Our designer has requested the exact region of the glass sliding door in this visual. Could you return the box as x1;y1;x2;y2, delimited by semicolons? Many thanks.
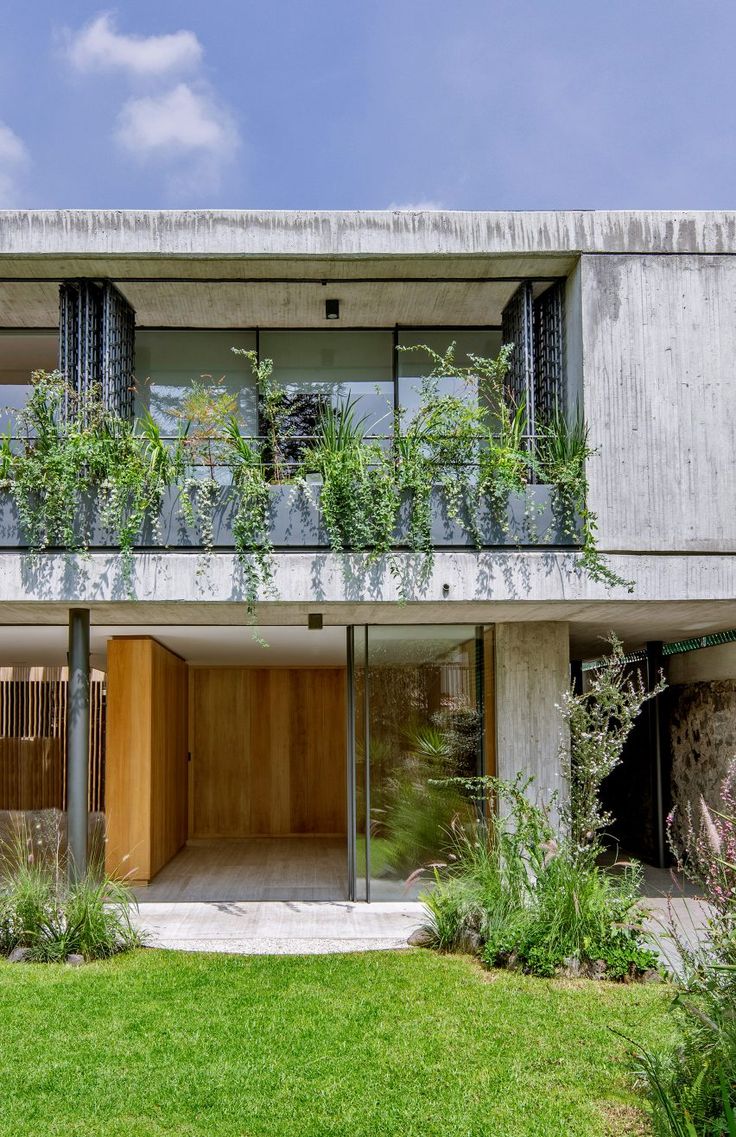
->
352;625;488;901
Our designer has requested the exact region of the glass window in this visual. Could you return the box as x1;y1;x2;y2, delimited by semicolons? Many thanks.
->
355;625;486;901
135;331;259;435
260;330;394;436
0;331;58;436
397;329;502;425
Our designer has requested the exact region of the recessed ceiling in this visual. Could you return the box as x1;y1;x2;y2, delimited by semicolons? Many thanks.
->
0;624;348;668
0;279;531;329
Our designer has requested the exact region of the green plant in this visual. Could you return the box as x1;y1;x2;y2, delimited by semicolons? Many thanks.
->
0;814;143;962
414;770;658;982
558;633;666;859
497;852;658;979
419;872;475;951
302;398;399;558
0;341;624;603
635;761;736;1135
222;414;273;610
536;405;634;591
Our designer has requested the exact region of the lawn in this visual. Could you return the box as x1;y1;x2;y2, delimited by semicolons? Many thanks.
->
0;949;670;1137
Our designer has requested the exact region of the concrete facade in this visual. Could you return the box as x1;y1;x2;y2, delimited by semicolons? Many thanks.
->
1;208;735;883
494;622;570;810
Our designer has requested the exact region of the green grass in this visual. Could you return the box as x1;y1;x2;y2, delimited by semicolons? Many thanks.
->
0;949;671;1137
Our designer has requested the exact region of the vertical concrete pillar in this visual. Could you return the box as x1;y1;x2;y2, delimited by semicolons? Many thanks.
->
494;623;570;814
67;608;90;879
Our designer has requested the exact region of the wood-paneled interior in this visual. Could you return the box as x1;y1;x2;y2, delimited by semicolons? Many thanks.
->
0;667;105;812
105;638;188;882
189;667;347;838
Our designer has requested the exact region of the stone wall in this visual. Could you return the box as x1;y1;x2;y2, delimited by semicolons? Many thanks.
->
667;680;736;845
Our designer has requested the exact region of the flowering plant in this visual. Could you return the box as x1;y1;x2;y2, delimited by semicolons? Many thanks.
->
668;758;736;917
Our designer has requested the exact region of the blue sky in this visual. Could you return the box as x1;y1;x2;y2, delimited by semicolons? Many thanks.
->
0;0;734;210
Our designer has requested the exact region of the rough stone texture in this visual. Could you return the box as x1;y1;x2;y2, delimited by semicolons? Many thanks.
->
7;946;29;963
668;681;736;845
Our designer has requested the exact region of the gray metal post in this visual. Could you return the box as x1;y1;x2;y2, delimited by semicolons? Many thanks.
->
346;626;356;901
67;608;90;880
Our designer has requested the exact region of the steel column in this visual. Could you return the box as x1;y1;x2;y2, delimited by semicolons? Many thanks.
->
346;626;356;901
67;608;90;879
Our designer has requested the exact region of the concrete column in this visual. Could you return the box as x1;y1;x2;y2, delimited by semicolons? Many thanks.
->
67;608;90;879
494;623;570;813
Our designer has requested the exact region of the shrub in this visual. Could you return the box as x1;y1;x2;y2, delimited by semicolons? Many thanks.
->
634;760;736;1134
0;814;143;963
482;853;658;980
415;769;658;982
558;633;665;856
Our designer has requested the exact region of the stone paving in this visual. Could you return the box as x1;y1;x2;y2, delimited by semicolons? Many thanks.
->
133;900;425;955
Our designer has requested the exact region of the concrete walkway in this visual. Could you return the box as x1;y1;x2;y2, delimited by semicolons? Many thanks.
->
133;900;425;955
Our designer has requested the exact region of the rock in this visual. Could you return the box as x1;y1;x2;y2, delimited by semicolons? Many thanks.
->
7;946;29;963
560;956;582;978
457;930;482;955
506;951;520;971
407;928;433;948
641;968;663;984
589;959;608;980
66;953;85;967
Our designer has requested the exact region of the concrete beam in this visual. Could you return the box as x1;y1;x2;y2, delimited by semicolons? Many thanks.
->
1;210;736;259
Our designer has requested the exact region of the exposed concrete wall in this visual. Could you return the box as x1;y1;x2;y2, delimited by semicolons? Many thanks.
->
564;259;583;413
0;550;734;607
667;642;736;685
494;623;570;810
668;680;736;847
582;254;736;553
1;210;736;258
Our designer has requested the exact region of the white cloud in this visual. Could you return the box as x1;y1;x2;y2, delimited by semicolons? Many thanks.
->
0;121;29;206
67;13;202;77
116;83;236;160
387;200;446;211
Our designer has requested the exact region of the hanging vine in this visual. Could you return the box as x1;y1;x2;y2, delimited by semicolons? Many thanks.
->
0;343;630;601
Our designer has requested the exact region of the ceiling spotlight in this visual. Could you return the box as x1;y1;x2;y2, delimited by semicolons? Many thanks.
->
325;298;340;320
308;613;324;630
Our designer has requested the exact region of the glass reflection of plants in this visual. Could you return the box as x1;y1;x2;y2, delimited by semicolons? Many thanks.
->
0;339;627;604
368;697;482;882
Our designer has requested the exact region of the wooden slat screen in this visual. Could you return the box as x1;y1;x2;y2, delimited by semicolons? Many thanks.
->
0;667;106;813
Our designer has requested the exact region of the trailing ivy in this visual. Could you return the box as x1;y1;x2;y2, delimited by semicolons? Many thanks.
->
0;344;630;602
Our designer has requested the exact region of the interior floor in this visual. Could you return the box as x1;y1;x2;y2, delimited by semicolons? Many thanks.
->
135;837;348;902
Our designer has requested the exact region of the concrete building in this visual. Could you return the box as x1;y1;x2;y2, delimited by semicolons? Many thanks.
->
0;209;734;900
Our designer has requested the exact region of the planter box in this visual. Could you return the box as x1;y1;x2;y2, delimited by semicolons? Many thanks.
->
0;484;581;551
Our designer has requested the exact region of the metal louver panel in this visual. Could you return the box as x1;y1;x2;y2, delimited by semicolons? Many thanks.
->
100;283;135;419
58;281;135;419
533;281;565;423
501;281;536;458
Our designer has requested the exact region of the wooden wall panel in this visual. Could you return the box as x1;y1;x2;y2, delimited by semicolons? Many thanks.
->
106;638;188;882
150;642;189;878
190;667;346;838
106;639;152;880
0;667;105;813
